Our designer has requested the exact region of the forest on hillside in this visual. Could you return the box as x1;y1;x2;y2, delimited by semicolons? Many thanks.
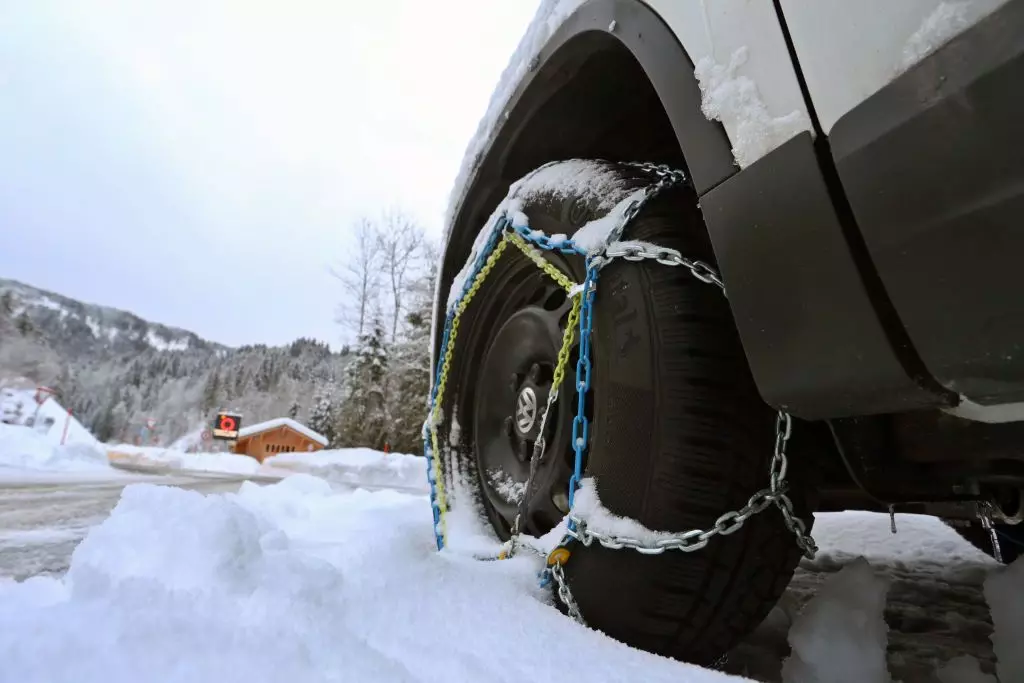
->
0;211;436;454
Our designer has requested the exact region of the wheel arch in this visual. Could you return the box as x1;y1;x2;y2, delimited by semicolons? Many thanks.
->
436;0;738;362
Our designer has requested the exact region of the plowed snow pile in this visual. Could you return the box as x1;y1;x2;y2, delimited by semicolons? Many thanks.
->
0;476;738;683
265;448;428;491
107;445;262;476
0;423;110;473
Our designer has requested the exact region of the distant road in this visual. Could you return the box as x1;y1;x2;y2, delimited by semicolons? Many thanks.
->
0;467;426;581
0;474;247;581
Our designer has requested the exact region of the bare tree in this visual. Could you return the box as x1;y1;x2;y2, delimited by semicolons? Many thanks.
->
375;208;427;344
331;218;381;344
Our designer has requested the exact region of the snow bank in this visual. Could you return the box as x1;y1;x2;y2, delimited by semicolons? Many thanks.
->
0;388;99;448
265;448;429;492
806;510;994;575
107;445;261;476
983;556;1024;683
781;558;891;683
0;422;110;472
694;47;810;169
0;476;741;683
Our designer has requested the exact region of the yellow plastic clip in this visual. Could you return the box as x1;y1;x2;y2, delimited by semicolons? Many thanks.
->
547;546;572;567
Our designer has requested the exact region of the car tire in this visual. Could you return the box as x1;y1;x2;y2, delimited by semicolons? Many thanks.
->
439;160;814;665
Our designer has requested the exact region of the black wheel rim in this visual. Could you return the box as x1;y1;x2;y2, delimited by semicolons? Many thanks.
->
459;247;587;539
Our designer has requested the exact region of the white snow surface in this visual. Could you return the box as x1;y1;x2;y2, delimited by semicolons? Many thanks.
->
0;388;99;448
0;476;742;683
781;557;891;683
236;417;328;447
898;1;998;74
0;422;110;473
266;448;429;492
571;477;683;544
486;468;526;505
694;47;810;169
108;445;262;476
571;188;650;254
803;510;994;574
445;160;642;312
983;556;1024;683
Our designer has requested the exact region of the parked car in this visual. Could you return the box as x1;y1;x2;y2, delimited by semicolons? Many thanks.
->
431;0;1024;666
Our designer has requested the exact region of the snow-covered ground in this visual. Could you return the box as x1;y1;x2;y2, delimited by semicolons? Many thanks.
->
0;387;99;448
0;471;1020;683
106;444;265;477
0;423;114;477
265;448;429;493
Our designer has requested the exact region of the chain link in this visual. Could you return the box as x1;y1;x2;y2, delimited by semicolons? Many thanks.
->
601;241;725;290
566;412;816;558
977;502;1003;564
603;164;688;247
550;562;586;624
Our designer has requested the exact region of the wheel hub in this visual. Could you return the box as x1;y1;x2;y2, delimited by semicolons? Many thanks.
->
514;387;539;435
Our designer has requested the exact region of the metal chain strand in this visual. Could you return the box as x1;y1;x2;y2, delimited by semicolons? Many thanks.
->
603;163;688;248
551;562;586;625
977;502;1003;564
567;411;818;559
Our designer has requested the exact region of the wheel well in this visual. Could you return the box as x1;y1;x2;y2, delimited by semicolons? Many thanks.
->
441;34;691;337
503;33;686;185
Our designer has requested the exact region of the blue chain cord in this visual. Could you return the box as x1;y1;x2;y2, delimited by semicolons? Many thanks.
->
568;262;599;524
424;214;508;550
511;222;586;256
507;223;599;587
426;214;598;565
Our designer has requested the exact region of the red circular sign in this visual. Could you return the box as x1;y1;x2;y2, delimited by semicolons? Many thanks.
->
218;415;237;431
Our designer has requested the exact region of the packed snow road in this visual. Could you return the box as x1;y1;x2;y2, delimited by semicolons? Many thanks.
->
0;474;248;580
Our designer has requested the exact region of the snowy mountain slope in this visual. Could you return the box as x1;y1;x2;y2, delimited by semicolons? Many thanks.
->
0;278;349;445
0;277;222;358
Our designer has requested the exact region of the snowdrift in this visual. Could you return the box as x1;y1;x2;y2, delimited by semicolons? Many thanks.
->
265;448;429;492
0;388;99;448
106;445;263;477
0;422;110;473
0;476;740;683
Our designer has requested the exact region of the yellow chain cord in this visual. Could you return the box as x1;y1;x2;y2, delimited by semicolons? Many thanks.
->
431;230;581;547
552;296;582;392
506;232;577;294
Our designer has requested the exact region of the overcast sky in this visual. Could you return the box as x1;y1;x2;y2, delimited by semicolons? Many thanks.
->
0;0;539;348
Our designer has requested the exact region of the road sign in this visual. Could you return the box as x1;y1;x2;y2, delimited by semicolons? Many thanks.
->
212;412;242;440
146;418;156;429
201;429;212;442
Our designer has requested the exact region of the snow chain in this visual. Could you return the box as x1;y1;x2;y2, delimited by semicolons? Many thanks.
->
423;163;818;625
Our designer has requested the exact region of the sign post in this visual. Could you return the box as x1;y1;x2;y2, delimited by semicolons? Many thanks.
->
212;411;242;444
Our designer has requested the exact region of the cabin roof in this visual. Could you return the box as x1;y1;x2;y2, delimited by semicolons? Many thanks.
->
236;417;328;446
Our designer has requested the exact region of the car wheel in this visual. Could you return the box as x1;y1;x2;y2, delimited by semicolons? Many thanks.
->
437;160;814;665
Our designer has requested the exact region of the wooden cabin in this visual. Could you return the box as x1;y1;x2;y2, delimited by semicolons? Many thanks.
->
232;418;328;463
